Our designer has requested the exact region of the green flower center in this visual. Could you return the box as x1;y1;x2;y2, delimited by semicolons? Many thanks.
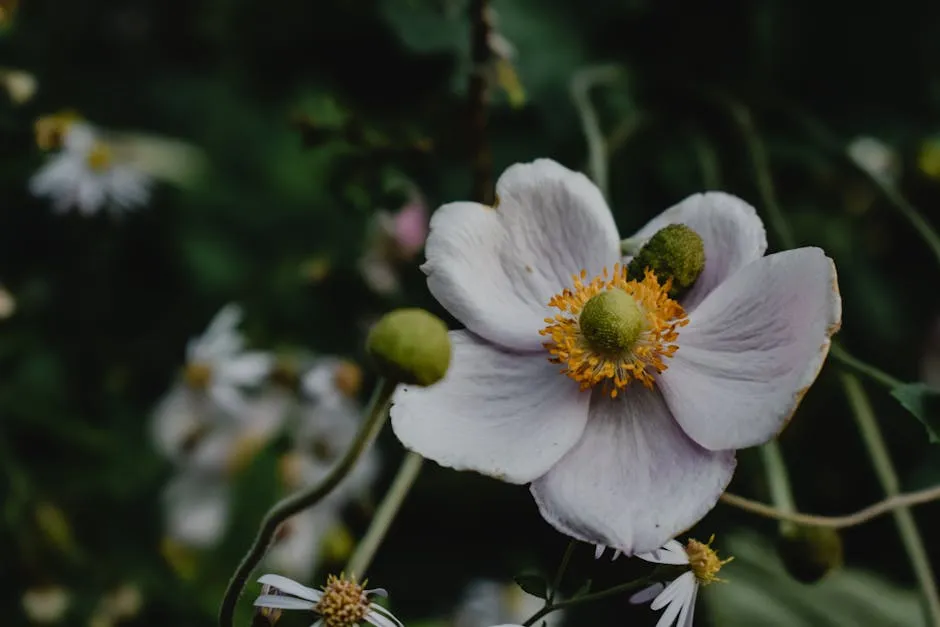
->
578;288;647;356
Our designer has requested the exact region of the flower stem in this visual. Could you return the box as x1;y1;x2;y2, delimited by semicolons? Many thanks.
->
522;574;659;626
829;343;903;390
346;451;424;579
218;378;397;627
468;0;493;205
570;64;622;201
547;540;578;604
840;372;940;624
758;440;798;535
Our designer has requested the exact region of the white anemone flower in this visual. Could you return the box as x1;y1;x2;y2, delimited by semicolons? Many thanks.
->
29;121;151;216
181;304;274;417
626;537;732;627
254;573;403;627
391;159;842;554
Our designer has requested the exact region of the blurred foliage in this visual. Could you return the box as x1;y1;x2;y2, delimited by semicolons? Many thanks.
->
2;0;940;626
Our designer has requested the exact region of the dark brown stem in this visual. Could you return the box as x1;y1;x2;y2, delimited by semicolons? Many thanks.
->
468;0;493;205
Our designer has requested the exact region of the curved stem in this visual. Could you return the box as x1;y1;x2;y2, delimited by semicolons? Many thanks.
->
570;64;623;200
547;540;577;604
522;574;658;627
840;373;940;624
829;343;903;390
218;378;397;627
346;451;424;579
719;484;940;528
758;440;797;535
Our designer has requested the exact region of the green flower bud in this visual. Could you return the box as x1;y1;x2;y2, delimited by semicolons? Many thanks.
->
366;308;451;386
627;224;706;299
777;525;844;583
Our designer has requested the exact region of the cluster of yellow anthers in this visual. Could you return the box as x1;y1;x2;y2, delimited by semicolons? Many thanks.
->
540;264;688;397
686;535;734;586
315;573;371;627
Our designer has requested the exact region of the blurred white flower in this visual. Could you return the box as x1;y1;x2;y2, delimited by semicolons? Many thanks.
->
847;136;900;184
254;573;403;627
30;121;152;216
453;580;562;627
0;283;15;319
301;357;363;409
0;68;36;104
88;583;143;627
22;586;71;625
162;472;230;548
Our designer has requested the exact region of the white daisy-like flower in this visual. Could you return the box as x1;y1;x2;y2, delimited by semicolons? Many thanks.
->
254;573;403;627
301;358;364;409
181;303;274;417
391;159;842;554
30;121;152;216
626;536;732;627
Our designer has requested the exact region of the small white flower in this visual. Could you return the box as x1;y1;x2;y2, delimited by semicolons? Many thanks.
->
21;586;71;625
0;283;15;319
1;68;37;104
392;159;842;554
182;303;274;417
254;573;403;627
847;136;900;183
29;121;152;216
301;358;364;409
454;579;563;627
625;536;732;627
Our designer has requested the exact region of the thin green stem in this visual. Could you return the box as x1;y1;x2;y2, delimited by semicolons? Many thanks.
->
725;98;796;250
829;343;903;390
346;451;424;579
840;373;940;624
547;540;577;604
570;64;623;201
787;107;940;269
758;440;798;535
522;574;660;626
218;378;397;627
689;128;722;189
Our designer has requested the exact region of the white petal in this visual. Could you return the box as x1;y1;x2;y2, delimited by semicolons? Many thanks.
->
189;304;245;362
365;607;403;627
677;582;698;627
594;545;606;560
654;574;696;627
628;192;767;312
391;331;590;484
423;159;620;351
209;382;248;417
162;474;229;547
252;595;315;610
530;389;735;554
660;247;842;451
217;352;274;386
257;574;322;602
637;540;690;566
630;583;666;605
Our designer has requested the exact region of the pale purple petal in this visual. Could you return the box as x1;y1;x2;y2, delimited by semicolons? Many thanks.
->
257;574;322;602
253;595;315;610
630;583;666;605
628;192;767;312
660;247;842;451
423;159;620;351
391;331;590;484
530;389;735;554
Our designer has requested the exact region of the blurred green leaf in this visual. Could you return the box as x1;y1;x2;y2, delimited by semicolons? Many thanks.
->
890;383;940;443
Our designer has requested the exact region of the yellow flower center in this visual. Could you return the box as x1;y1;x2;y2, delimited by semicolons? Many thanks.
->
333;360;363;398
314;574;370;627
86;142;113;172
540;265;688;397
183;362;213;390
34;112;80;151
686;535;733;585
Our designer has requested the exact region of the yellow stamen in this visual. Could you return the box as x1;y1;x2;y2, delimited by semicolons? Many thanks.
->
315;573;371;627
333;360;363;398
686;535;734;585
540;265;688;397
183;362;213;390
34;111;80;150
86;142;112;172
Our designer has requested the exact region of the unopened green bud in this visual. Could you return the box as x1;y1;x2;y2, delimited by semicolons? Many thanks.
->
627;224;705;299
367;308;451;386
777;525;843;583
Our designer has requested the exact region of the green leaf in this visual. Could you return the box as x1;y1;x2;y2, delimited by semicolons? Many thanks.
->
890;383;940;443
572;578;592;598
513;571;549;600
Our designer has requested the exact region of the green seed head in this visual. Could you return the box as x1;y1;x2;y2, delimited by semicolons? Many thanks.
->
777;525;844;583
366;308;451;386
627;224;706;299
578;289;647;356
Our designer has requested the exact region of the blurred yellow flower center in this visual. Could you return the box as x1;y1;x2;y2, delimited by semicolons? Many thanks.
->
86;142;113;172
686;535;733;585
183;361;213;390
540;265;688;397
35;112;79;150
225;433;268;475
333;360;363;398
314;574;370;627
